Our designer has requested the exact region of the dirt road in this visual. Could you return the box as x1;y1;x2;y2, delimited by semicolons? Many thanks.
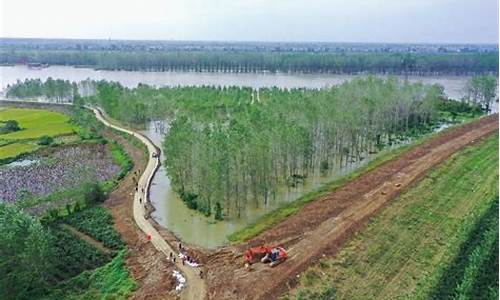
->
206;114;498;300
92;108;206;300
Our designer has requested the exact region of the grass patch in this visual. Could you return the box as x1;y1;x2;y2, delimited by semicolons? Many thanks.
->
110;140;134;181
285;134;498;300
429;199;498;300
47;225;112;283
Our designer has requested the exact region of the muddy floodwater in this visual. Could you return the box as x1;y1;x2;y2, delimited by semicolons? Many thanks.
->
0;65;475;99
141;121;395;248
2;64;495;248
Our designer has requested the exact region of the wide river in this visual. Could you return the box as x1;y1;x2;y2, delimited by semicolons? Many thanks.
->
1;65;473;98
0;65;488;248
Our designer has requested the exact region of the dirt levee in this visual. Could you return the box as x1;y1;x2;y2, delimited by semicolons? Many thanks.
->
206;114;498;300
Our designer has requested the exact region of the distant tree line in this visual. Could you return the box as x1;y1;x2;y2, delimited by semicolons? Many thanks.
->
5;78;77;102
5;78;97;102
1;50;497;75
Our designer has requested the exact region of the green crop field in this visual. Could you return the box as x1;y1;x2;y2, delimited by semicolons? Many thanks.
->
0;108;75;140
0;108;76;161
0;142;38;160
285;134;499;300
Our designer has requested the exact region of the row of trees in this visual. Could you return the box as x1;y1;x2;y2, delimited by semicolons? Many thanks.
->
1;49;497;75
5;78;78;102
462;75;498;112
5;78;100;103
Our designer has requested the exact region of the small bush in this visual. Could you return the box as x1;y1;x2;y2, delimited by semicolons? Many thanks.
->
82;183;105;205
0;120;21;134
38;135;54;145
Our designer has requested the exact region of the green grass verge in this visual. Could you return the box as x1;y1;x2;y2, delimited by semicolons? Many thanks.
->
227;121;463;243
45;250;136;300
110;140;134;181
283;133;498;300
428;199;498;300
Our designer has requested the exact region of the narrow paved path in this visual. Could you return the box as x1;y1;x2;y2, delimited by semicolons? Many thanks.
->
91;107;206;300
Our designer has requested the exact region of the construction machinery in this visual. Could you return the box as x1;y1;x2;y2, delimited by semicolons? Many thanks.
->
244;245;288;267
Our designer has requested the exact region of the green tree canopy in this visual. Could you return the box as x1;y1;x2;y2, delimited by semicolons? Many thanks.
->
0;204;53;299
464;75;498;112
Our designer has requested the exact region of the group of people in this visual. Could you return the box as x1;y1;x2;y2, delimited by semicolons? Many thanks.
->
174;243;204;278
136;169;204;280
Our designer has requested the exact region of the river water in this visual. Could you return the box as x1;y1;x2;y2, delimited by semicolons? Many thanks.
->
141;120;392;248
0;64;492;248
1;65;473;99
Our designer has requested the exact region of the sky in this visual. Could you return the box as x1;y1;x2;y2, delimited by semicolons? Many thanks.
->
0;0;498;43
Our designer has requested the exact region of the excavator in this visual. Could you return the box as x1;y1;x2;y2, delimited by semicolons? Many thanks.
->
244;245;288;267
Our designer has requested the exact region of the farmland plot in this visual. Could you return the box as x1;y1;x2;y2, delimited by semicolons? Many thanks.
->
0;143;120;204
0;108;77;161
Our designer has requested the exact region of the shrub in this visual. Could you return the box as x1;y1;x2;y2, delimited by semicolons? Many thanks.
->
82;183;105;205
38;135;54;145
0;120;21;134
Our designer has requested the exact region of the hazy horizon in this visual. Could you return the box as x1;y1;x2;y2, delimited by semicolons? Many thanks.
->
1;0;498;44
0;37;498;46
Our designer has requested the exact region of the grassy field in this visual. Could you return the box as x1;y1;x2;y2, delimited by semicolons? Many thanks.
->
0;108;76;161
284;134;498;300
